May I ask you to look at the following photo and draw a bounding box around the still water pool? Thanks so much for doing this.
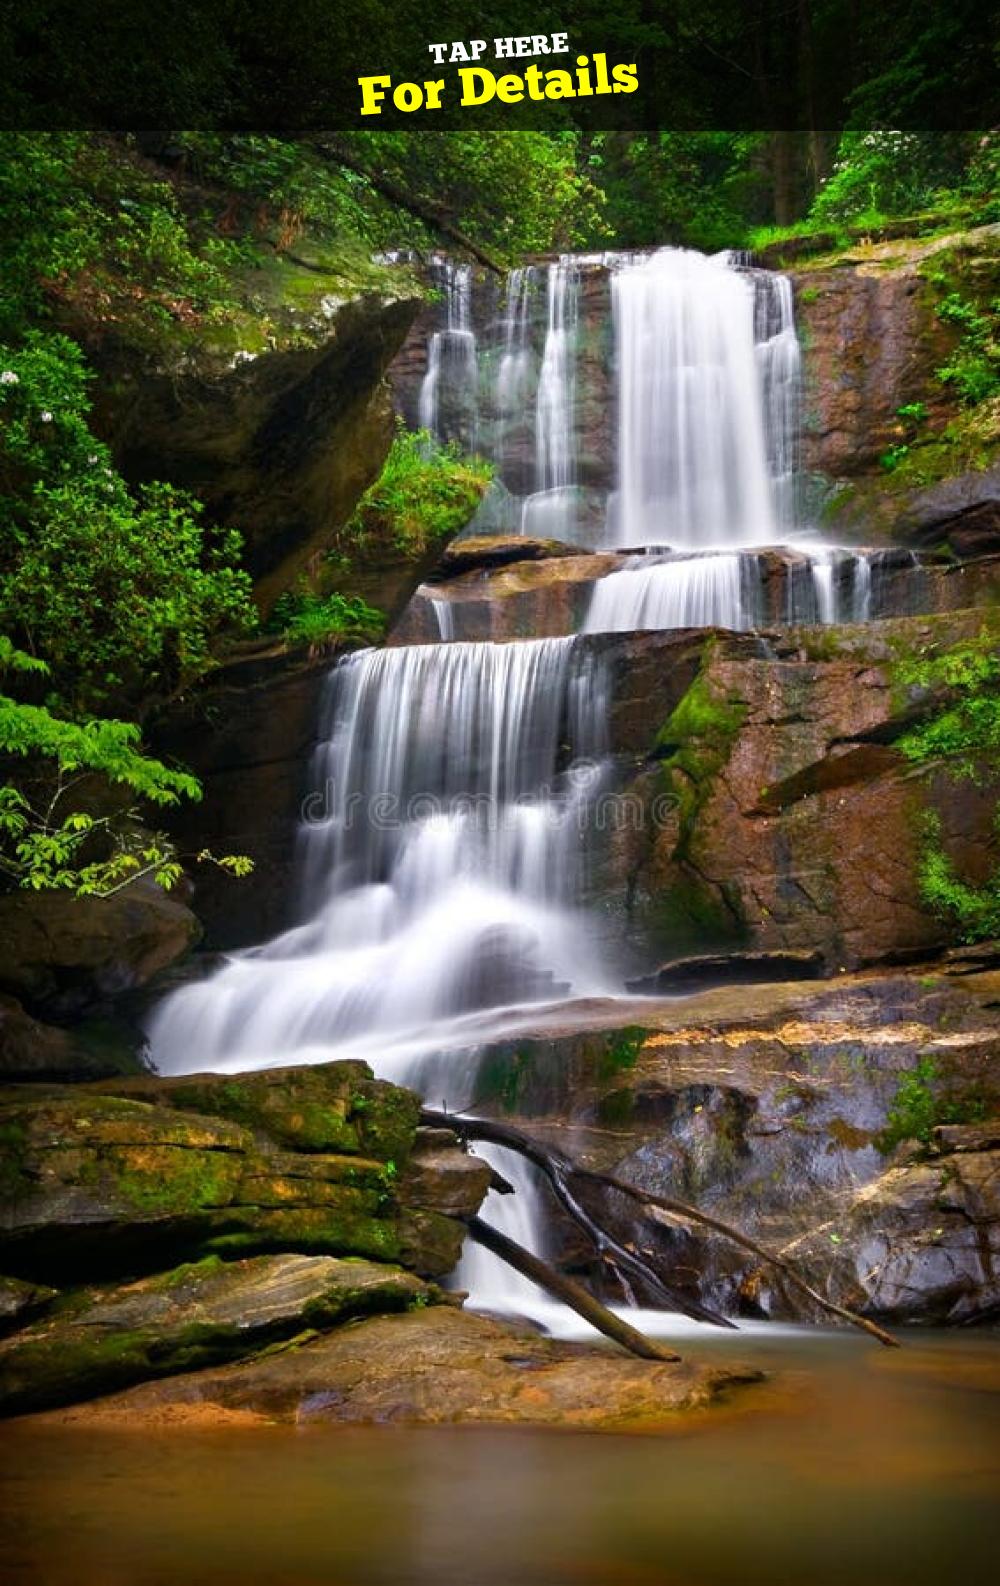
[0,1328,997,1586]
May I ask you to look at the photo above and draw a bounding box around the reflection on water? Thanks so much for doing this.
[0,1332,997,1586]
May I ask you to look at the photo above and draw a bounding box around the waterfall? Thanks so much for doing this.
[755,269,801,534]
[521,258,580,540]
[147,638,610,1081]
[496,265,535,419]
[608,249,779,548]
[417,260,477,448]
[429,596,455,641]
[583,551,758,633]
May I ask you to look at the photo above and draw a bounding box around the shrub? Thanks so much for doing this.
[269,591,385,648]
[340,427,492,561]
[0,332,256,712]
[896,630,1000,942]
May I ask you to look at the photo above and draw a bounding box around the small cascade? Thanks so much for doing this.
[754,270,801,533]
[429,596,455,641]
[147,638,611,1080]
[417,260,477,448]
[608,249,778,547]
[785,548,880,626]
[583,551,757,633]
[496,265,536,419]
[521,258,581,540]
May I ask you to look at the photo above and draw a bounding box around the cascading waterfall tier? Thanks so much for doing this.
[147,637,611,1083]
[418,259,477,450]
[608,249,788,548]
[582,546,893,635]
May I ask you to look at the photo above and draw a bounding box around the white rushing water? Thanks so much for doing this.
[147,638,611,1081]
[582,545,888,635]
[521,258,581,541]
[608,249,782,548]
[584,550,755,633]
[418,260,477,448]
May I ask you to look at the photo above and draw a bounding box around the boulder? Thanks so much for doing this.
[628,950,826,994]
[0,1253,434,1416]
[28,1305,763,1431]
[0,884,200,1019]
[111,1060,421,1163]
[0,1061,486,1285]
[0,1275,56,1333]
[783,1140,1000,1324]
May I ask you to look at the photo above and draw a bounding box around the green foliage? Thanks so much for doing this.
[0,134,250,344]
[269,591,386,648]
[655,653,748,857]
[881,402,930,472]
[933,293,1000,407]
[810,132,958,225]
[341,428,492,561]
[877,1055,989,1151]
[597,1027,646,1081]
[896,633,1000,781]
[0,333,256,712]
[896,630,1000,942]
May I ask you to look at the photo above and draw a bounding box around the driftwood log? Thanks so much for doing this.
[424,1108,900,1350]
[466,1217,681,1362]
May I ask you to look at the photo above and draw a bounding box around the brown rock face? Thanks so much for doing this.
[111,294,421,620]
[150,646,330,948]
[600,614,1000,972]
[790,226,1000,537]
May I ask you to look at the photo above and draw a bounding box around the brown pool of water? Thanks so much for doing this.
[0,1329,997,1586]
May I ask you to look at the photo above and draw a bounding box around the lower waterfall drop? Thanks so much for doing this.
[148,637,611,1080]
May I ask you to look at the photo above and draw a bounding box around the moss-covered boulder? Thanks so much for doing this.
[0,1252,434,1416]
[0,1062,486,1284]
[109,1060,421,1164]
[0,1275,57,1333]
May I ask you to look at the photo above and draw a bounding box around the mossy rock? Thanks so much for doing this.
[117,1061,421,1166]
[0,1252,435,1416]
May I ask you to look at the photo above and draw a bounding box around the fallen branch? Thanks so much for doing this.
[431,1108,731,1329]
[466,1216,681,1363]
[426,1109,900,1349]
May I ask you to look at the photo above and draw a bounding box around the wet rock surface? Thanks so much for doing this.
[27,1305,763,1432]
[469,965,1000,1325]
[392,547,1000,645]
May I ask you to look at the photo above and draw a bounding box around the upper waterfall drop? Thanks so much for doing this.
[608,248,792,549]
[521,257,581,541]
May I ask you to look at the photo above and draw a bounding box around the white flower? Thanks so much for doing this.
[39,411,53,423]
[0,371,18,385]
[88,454,99,465]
